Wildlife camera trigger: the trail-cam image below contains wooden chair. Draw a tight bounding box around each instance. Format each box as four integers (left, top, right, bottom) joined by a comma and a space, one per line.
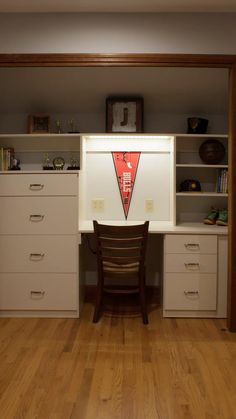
93, 220, 149, 324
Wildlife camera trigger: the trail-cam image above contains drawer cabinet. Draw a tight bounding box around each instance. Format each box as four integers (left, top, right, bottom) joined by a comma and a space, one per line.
0, 173, 78, 196
164, 274, 217, 311
0, 196, 77, 234
0, 173, 79, 318
165, 254, 217, 273
0, 236, 77, 273
163, 234, 218, 317
0, 273, 77, 310
164, 234, 217, 254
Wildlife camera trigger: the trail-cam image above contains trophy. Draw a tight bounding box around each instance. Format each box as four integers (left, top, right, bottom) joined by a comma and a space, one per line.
42, 153, 53, 170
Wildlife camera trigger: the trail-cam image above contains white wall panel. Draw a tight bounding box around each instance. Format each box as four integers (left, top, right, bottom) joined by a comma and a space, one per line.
0, 13, 236, 54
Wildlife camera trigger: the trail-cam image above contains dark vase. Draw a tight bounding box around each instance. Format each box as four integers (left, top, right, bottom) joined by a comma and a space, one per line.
187, 117, 208, 134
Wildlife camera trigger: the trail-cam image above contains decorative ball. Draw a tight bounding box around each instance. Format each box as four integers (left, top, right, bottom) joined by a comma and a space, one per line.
199, 139, 225, 164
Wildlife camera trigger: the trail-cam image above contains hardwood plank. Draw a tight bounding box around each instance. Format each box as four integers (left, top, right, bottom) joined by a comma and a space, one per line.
0, 305, 236, 419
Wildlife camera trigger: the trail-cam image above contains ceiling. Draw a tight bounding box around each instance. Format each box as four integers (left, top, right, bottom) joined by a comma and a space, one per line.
0, 0, 236, 13
0, 67, 228, 114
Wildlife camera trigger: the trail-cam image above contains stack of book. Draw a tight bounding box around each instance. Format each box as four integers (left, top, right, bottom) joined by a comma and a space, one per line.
216, 168, 228, 193
0, 147, 14, 171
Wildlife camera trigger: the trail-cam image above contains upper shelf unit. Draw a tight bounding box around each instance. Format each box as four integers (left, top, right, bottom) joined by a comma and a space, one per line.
0, 134, 81, 172
175, 134, 228, 226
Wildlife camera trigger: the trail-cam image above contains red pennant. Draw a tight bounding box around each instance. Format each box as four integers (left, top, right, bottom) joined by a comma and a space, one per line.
112, 152, 140, 219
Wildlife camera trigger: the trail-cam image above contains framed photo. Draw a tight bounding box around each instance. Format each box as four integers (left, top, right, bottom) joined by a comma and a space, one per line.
106, 97, 143, 133
28, 114, 50, 134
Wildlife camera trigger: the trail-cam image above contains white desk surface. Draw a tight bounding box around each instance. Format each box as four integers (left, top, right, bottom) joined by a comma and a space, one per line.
79, 221, 228, 235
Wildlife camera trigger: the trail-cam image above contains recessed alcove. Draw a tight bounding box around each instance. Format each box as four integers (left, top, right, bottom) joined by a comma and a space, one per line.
0, 66, 228, 134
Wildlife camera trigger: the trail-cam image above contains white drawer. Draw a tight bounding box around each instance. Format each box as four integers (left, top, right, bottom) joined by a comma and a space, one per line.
165, 234, 217, 254
0, 236, 77, 273
164, 273, 217, 310
165, 254, 217, 273
0, 273, 77, 310
0, 173, 78, 196
0, 196, 77, 234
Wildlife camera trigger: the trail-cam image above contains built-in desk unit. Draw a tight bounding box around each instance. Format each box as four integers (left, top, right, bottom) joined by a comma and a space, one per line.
79, 134, 228, 318
0, 133, 228, 318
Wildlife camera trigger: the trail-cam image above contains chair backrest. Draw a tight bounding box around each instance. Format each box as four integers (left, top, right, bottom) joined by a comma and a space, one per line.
93, 221, 149, 281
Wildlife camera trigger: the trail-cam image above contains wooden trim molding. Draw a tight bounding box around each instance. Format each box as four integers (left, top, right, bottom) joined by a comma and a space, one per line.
0, 52, 236, 330
1, 53, 236, 67
228, 65, 236, 332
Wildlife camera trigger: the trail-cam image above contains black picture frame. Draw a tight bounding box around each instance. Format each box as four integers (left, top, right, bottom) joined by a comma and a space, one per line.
106, 97, 143, 133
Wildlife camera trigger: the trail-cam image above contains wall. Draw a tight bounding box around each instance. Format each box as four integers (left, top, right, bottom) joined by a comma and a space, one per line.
0, 13, 236, 54
0, 12, 231, 285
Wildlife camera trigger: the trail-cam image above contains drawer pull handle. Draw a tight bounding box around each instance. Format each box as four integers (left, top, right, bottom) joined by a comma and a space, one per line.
30, 290, 45, 299
29, 214, 45, 222
184, 263, 200, 271
29, 184, 44, 190
184, 243, 200, 251
29, 253, 45, 260
184, 290, 199, 296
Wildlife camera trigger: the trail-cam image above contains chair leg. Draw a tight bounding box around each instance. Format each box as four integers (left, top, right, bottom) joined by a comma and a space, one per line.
93, 281, 103, 323
139, 280, 148, 325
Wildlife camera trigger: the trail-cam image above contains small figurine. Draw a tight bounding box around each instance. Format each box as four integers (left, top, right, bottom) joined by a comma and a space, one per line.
55, 120, 62, 134
11, 157, 21, 170
68, 118, 80, 133
68, 119, 75, 133
67, 155, 80, 170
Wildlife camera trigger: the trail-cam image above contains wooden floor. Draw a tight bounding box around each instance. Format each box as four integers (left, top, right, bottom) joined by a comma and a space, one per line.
1, 304, 236, 419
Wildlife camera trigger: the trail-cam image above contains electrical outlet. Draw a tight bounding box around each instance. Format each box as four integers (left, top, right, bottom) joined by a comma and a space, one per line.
91, 199, 104, 212
145, 199, 154, 212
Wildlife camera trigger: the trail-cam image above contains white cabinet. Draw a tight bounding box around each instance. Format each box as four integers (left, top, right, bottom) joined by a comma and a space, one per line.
163, 234, 227, 317
0, 172, 80, 317
0, 133, 228, 319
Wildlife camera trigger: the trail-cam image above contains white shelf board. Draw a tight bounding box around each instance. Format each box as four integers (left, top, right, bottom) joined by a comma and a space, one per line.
0, 170, 80, 174
176, 164, 228, 168
176, 192, 228, 197
175, 134, 228, 138
0, 133, 81, 139
0, 133, 228, 138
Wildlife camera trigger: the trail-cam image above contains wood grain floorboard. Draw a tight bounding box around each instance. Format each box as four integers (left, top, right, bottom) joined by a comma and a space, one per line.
0, 304, 236, 419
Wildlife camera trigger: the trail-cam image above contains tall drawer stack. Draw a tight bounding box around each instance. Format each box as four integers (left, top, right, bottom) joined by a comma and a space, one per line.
0, 173, 79, 317
163, 234, 218, 317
